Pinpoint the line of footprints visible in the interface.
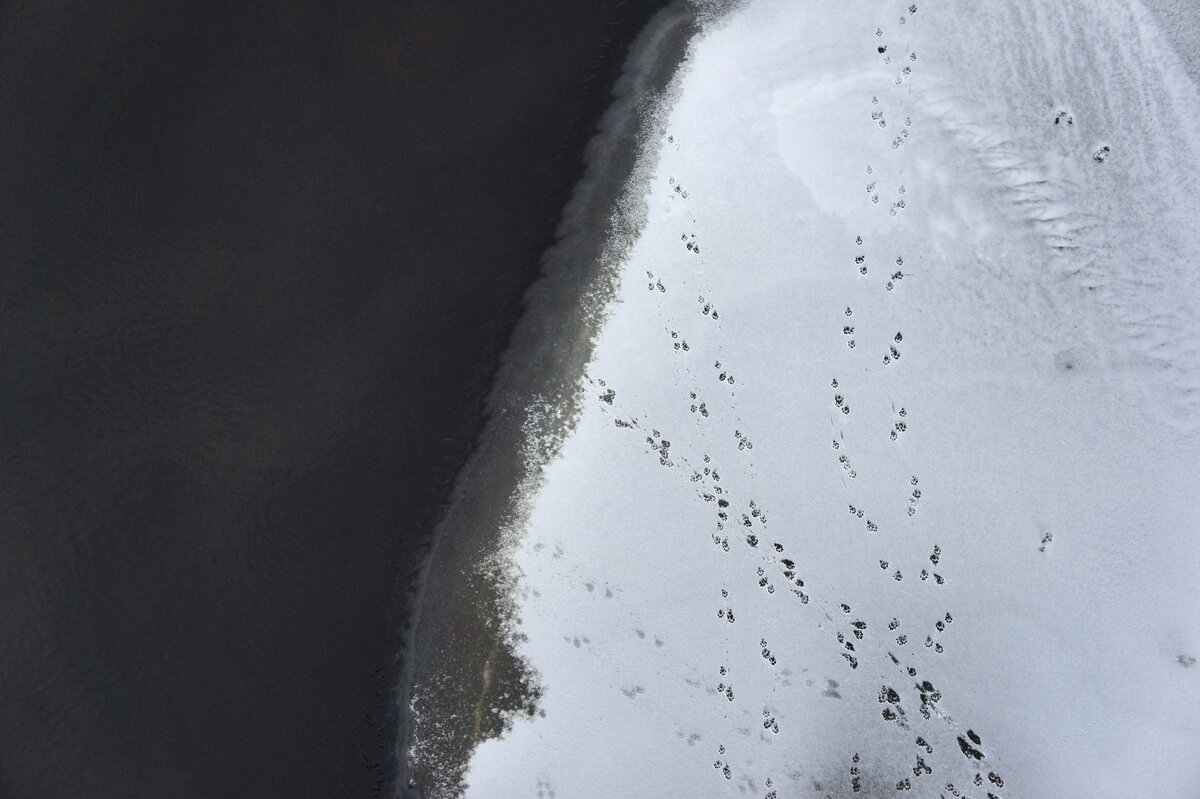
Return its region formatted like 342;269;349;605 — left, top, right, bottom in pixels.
583;4;1009;792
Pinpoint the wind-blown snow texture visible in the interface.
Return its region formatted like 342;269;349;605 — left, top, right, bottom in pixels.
463;0;1200;796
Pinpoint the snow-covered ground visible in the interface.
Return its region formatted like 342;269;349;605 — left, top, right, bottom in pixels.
459;0;1200;796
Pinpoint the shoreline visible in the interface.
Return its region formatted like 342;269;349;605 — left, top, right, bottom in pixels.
397;3;720;796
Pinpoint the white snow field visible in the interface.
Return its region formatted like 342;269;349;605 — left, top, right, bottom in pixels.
462;0;1200;796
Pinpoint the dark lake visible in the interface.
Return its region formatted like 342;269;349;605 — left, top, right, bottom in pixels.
0;1;668;796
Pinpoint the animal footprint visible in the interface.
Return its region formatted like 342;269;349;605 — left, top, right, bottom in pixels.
907;476;921;516
760;639;778;667
669;330;691;352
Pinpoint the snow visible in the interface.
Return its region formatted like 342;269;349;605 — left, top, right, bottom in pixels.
457;0;1200;796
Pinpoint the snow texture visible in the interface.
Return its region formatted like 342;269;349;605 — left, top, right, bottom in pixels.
461;0;1200;796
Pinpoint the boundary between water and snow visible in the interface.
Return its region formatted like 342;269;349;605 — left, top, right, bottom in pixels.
395;3;747;797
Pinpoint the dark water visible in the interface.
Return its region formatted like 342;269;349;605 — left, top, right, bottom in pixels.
0;2;668;796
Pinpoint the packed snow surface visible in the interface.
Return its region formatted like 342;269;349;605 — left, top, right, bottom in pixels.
462;0;1200;796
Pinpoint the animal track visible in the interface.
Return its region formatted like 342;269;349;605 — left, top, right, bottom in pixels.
669;330;691;352
667;175;690;199
574;16;1009;796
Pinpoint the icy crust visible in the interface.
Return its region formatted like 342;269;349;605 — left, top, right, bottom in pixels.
461;0;1200;797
